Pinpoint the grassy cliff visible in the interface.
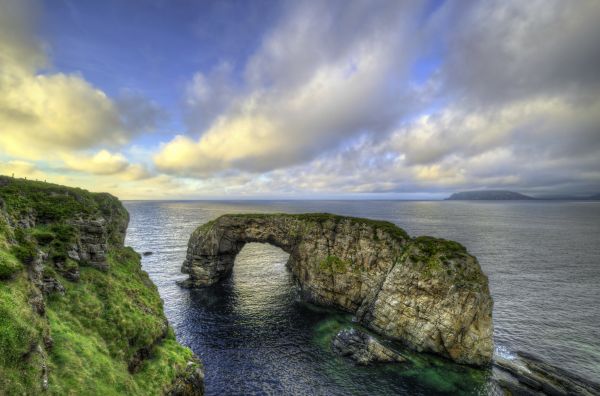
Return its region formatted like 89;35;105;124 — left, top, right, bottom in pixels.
0;176;203;395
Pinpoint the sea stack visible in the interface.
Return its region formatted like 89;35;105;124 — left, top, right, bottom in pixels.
179;213;494;366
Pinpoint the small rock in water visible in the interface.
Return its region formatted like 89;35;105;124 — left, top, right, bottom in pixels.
332;328;406;365
142;251;153;256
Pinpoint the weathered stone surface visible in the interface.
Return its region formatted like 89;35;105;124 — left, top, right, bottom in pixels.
494;352;600;396
180;213;494;366
167;359;205;396
332;327;406;365
69;214;127;271
41;274;65;295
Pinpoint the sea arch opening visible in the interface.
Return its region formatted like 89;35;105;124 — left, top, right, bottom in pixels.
230;242;295;307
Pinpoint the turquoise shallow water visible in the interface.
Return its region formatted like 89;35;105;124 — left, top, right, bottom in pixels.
124;200;600;395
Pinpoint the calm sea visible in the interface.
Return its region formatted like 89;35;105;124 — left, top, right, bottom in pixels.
124;200;600;395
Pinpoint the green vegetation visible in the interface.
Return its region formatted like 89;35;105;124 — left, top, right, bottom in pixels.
0;249;22;279
226;212;411;241
11;228;38;264
405;236;484;285
408;236;467;271
0;176;201;395
0;176;127;245
31;227;56;245
412;236;466;256
0;274;47;394
319;255;350;273
44;247;199;395
0;177;98;222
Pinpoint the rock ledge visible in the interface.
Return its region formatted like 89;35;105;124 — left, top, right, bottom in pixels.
332;328;406;365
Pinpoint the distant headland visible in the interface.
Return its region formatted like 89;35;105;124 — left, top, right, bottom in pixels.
446;190;600;201
446;190;534;200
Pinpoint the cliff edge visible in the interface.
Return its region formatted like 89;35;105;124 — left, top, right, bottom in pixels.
0;176;203;395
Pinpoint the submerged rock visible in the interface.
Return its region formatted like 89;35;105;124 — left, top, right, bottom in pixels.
180;213;493;366
494;352;600;396
332;328;406;365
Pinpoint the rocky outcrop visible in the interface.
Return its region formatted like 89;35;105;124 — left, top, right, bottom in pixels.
180;213;493;366
494;352;600;396
332;328;406;365
167;358;206;396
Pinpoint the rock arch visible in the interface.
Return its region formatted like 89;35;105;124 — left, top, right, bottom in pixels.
179;213;493;366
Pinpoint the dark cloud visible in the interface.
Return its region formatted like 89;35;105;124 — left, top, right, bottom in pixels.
438;0;600;105
115;92;167;133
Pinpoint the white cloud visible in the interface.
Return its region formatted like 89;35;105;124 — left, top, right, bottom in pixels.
61;150;129;175
155;1;423;176
0;0;162;161
439;0;600;104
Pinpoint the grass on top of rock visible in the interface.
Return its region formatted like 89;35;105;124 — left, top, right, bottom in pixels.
221;212;411;241
405;236;485;285
0;177;127;237
412;236;467;256
0;176;97;222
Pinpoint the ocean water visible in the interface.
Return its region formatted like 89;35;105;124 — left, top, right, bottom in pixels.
124;200;600;395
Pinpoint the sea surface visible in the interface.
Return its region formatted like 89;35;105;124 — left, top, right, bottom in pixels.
124;200;600;395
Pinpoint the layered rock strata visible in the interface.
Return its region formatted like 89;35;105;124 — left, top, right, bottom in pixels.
332;328;406;365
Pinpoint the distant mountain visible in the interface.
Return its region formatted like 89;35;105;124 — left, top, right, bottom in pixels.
446;190;535;200
535;193;600;200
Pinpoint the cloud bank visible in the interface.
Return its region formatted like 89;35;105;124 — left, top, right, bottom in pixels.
1;0;599;198
151;0;600;196
155;2;423;175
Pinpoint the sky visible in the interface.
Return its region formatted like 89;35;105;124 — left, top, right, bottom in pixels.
1;0;599;199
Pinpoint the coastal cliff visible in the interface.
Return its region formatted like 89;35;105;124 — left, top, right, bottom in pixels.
180;213;493;366
0;176;204;395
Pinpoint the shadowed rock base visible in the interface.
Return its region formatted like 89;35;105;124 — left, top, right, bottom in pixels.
179;213;494;366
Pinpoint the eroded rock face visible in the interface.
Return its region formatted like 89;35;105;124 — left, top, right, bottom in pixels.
180;213;494;366
332;328;406;365
167;358;205;396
